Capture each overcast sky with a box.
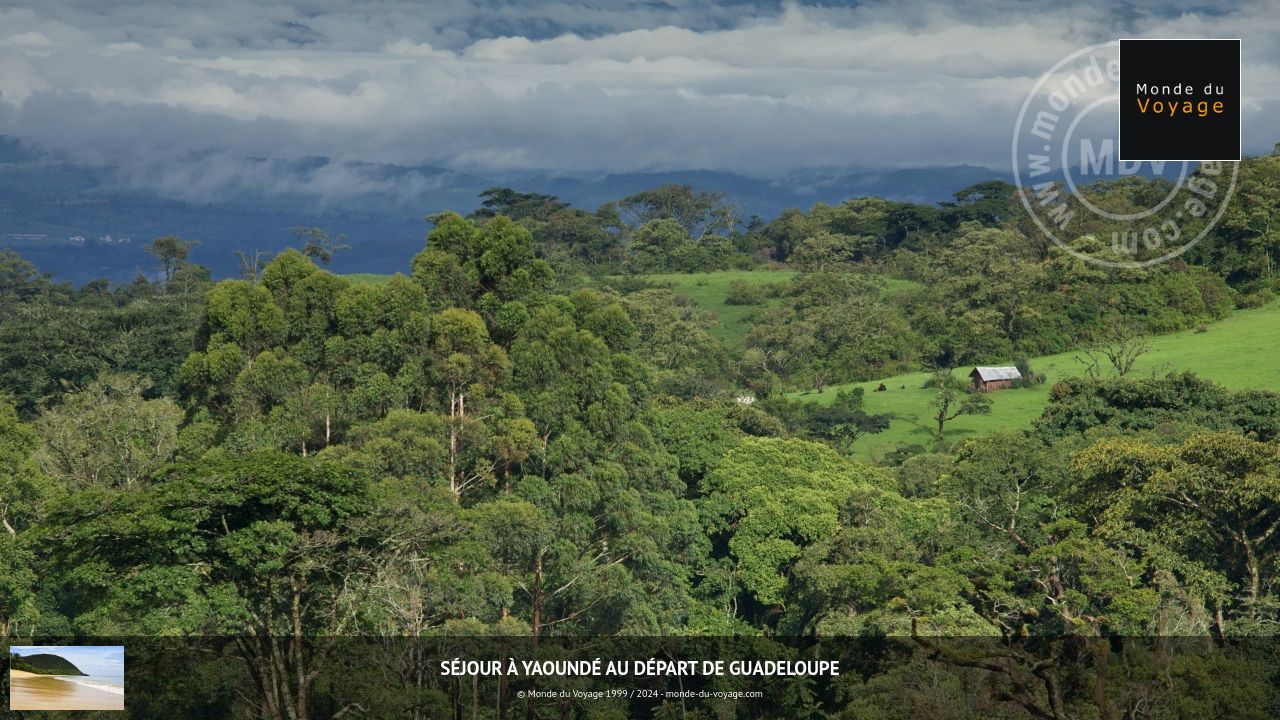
[2,0,1279,187]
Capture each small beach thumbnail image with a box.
[9,645,125,711]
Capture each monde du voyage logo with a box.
[1013,39,1241,268]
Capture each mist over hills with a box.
[0,137,1004,283]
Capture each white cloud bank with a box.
[1,0,1278,187]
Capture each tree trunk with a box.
[453,676,464,720]
[448,391,465,498]
[531,551,544,639]
[497,637,509,720]
[292,582,308,720]
[1242,532,1261,611]
[1088,638,1117,720]
[1212,602,1226,645]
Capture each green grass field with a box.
[345,273,395,285]
[639,270,796,343]
[350,269,797,342]
[792,300,1280,463]
[346,269,795,342]
[639,270,919,344]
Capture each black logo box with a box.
[1119,38,1241,161]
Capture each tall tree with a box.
[615,184,738,238]
[201,279,288,363]
[413,213,553,313]
[291,227,351,267]
[470,188,568,222]
[144,235,198,282]
[428,308,511,499]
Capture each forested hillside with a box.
[9,651,86,676]
[3,152,1280,718]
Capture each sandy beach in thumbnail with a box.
[9,669,124,711]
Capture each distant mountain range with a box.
[0,136,1006,283]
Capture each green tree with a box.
[202,279,287,363]
[1036,372,1280,442]
[783,483,972,636]
[0,532,37,642]
[931,370,992,440]
[626,218,694,273]
[939,181,1017,227]
[0,399,49,643]
[797,389,892,452]
[0,286,200,419]
[1077,432,1280,632]
[143,235,198,282]
[429,308,511,499]
[0,249,45,307]
[701,437,894,610]
[320,410,446,483]
[498,302,704,636]
[470,187,568,222]
[534,207,617,266]
[1200,152,1280,283]
[927,432,1164,720]
[413,213,553,314]
[48,452,374,720]
[617,288,734,397]
[36,374,183,489]
[291,227,351,266]
[791,230,864,270]
[0,398,50,537]
[760,207,813,261]
[615,183,738,239]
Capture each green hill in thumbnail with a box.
[10,653,88,676]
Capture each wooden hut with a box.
[969,366,1022,392]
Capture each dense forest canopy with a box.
[3,151,1280,718]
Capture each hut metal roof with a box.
[971,366,1022,381]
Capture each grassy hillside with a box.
[350,268,919,346]
[639,270,796,343]
[345,272,395,285]
[792,300,1280,463]
[639,270,919,344]
[348,269,803,343]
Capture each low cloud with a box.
[2,0,1278,202]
